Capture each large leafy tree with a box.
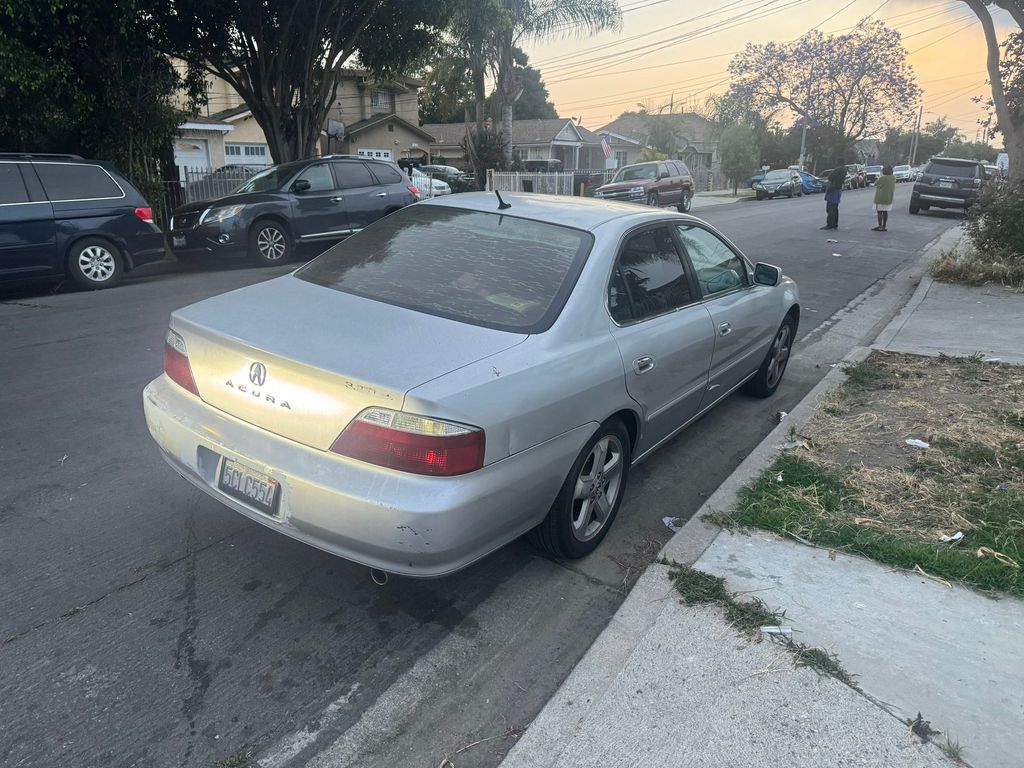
[718,124,760,194]
[724,19,920,149]
[0,0,204,177]
[486,54,558,122]
[960,0,1023,171]
[154,0,453,163]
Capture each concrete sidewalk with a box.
[502,267,1024,767]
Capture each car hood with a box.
[172,191,274,215]
[597,179,652,193]
[170,274,528,450]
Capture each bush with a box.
[964,177,1024,260]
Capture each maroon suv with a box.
[595,160,695,212]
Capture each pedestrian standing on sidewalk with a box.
[872,165,896,231]
[821,166,846,230]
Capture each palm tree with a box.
[495,0,622,166]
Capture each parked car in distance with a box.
[595,160,695,212]
[910,156,986,215]
[893,165,913,182]
[984,164,1002,182]
[819,169,853,191]
[411,168,451,197]
[418,164,466,183]
[796,170,824,194]
[144,192,800,577]
[0,153,164,290]
[864,165,883,184]
[167,156,417,266]
[753,168,804,200]
[845,164,867,188]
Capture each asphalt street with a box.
[0,185,959,768]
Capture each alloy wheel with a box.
[570,435,625,542]
[78,245,116,283]
[257,227,287,261]
[766,324,792,388]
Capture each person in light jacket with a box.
[872,165,896,231]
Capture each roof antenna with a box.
[494,190,512,210]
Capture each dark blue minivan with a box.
[0,154,165,290]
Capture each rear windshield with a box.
[764,170,791,180]
[295,206,594,333]
[613,164,657,182]
[925,160,978,179]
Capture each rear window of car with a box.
[0,164,30,204]
[295,206,594,333]
[34,163,123,201]
[925,160,978,179]
[367,162,404,184]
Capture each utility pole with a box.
[798,121,809,169]
[908,105,924,166]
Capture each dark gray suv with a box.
[910,157,986,215]
[168,156,417,266]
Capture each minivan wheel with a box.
[529,418,631,560]
[743,316,795,398]
[250,220,291,266]
[646,192,660,208]
[677,189,693,212]
[67,238,123,289]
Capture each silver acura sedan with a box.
[144,192,799,577]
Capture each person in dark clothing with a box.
[821,166,847,230]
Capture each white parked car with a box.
[411,169,451,197]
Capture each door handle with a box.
[633,356,655,374]
[719,322,732,336]
[330,196,344,202]
[374,192,388,197]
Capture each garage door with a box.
[357,148,393,161]
[174,139,211,172]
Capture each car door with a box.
[333,161,386,231]
[365,161,412,213]
[0,162,57,279]
[606,225,716,452]
[290,162,347,243]
[673,223,779,405]
[655,161,677,204]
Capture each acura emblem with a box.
[249,362,267,387]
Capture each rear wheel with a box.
[67,237,123,289]
[529,418,631,560]
[677,189,692,212]
[744,316,795,398]
[249,220,291,266]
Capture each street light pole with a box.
[908,104,924,166]
[798,121,808,169]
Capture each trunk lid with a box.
[172,275,527,451]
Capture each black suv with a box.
[0,153,164,290]
[910,157,986,215]
[168,156,417,266]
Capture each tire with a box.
[676,189,692,213]
[797,190,804,197]
[646,192,660,208]
[909,202,920,215]
[743,316,795,398]
[529,418,631,560]
[756,192,765,201]
[921,205,931,211]
[67,237,123,289]
[249,219,291,266]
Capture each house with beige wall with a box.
[172,66,433,175]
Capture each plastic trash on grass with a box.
[905,438,930,449]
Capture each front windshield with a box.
[894,165,910,172]
[612,164,657,182]
[234,163,299,193]
[867,166,882,173]
[764,170,791,180]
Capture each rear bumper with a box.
[143,375,590,577]
[912,187,977,208]
[126,230,168,269]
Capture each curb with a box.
[871,275,934,350]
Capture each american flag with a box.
[600,134,612,160]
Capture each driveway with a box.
[0,185,959,768]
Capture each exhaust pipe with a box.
[369,568,389,586]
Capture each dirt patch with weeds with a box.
[722,351,1024,597]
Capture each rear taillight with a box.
[135,207,154,224]
[407,184,421,198]
[164,328,199,396]
[330,407,485,476]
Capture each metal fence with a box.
[486,169,618,196]
[179,165,259,203]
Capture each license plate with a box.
[172,235,186,248]
[218,457,280,516]
[938,181,954,189]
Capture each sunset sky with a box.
[522,0,1016,144]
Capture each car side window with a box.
[679,162,692,176]
[675,225,747,297]
[333,162,375,189]
[657,162,669,179]
[295,163,334,192]
[367,162,404,184]
[0,164,30,204]
[34,163,123,201]
[609,227,693,323]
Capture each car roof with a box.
[418,191,693,230]
[927,156,981,165]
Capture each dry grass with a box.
[725,352,1024,596]
[929,240,1024,292]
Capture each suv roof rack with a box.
[0,152,84,160]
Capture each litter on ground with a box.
[905,438,930,449]
[662,516,682,533]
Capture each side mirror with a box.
[753,262,782,287]
[291,179,311,194]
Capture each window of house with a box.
[225,143,269,166]
[609,227,693,323]
[614,151,628,168]
[387,123,395,133]
[675,225,747,297]
[370,89,390,110]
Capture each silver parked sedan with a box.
[144,193,799,577]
